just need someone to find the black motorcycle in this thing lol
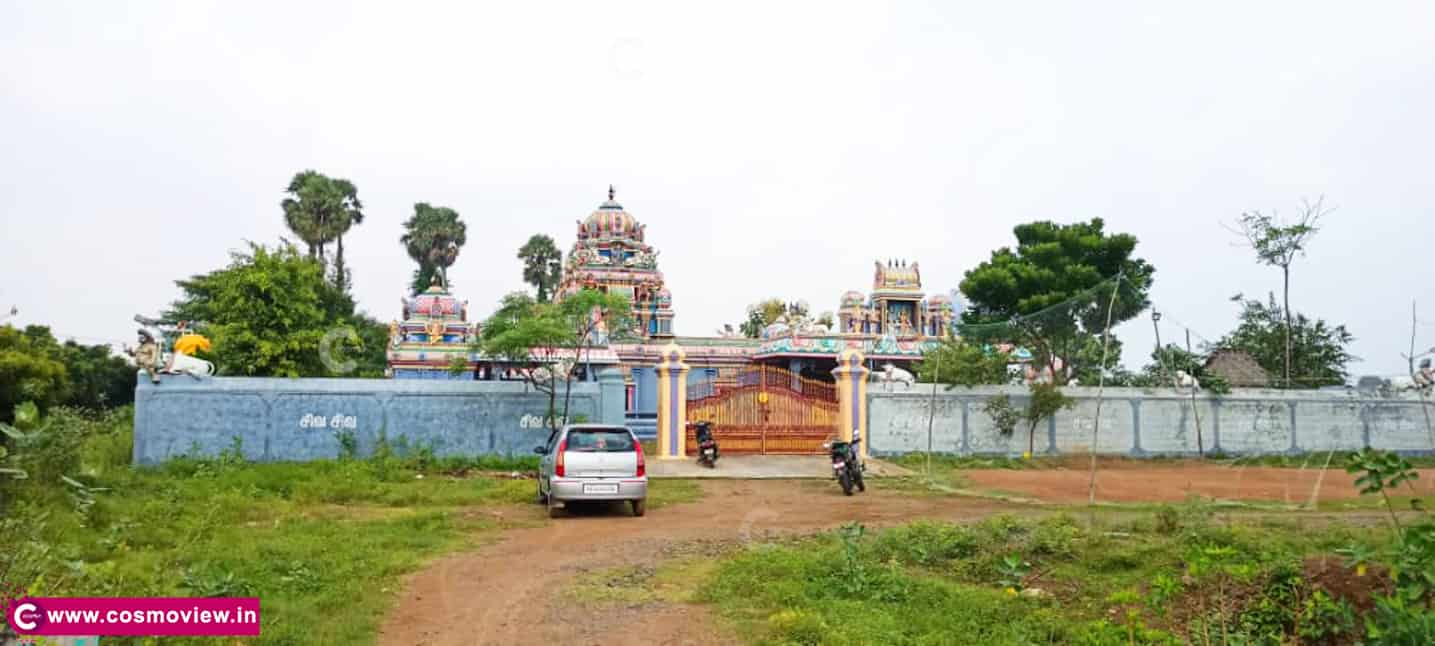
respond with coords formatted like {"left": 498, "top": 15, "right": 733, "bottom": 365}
{"left": 694, "top": 421, "right": 720, "bottom": 468}
{"left": 826, "top": 438, "right": 865, "bottom": 495}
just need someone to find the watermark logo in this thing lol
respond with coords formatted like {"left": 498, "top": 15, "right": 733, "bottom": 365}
{"left": 318, "top": 326, "right": 360, "bottom": 375}
{"left": 10, "top": 599, "right": 42, "bottom": 632}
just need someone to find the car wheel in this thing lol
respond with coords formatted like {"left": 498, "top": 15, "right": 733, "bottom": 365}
{"left": 631, "top": 499, "right": 647, "bottom": 517}
{"left": 536, "top": 478, "right": 549, "bottom": 505}
{"left": 547, "top": 491, "right": 563, "bottom": 519}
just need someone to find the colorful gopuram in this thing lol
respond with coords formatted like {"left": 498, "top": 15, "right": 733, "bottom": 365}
{"left": 384, "top": 187, "right": 964, "bottom": 433}
{"left": 558, "top": 186, "right": 674, "bottom": 339}
{"left": 386, "top": 277, "right": 481, "bottom": 379}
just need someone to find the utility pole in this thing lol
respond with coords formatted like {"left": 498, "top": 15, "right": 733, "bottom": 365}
{"left": 1187, "top": 328, "right": 1204, "bottom": 457}
{"left": 1151, "top": 311, "right": 1164, "bottom": 384}
{"left": 925, "top": 349, "right": 941, "bottom": 480}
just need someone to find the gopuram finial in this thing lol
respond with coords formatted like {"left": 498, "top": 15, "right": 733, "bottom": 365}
{"left": 608, "top": 184, "right": 615, "bottom": 201}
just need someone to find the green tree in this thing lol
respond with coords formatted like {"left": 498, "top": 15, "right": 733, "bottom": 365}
{"left": 517, "top": 234, "right": 564, "bottom": 302}
{"left": 959, "top": 219, "right": 1154, "bottom": 384}
{"left": 281, "top": 170, "right": 364, "bottom": 290}
{"left": 981, "top": 383, "right": 1074, "bottom": 456}
{"left": 57, "top": 338, "right": 135, "bottom": 410}
{"left": 917, "top": 338, "right": 1010, "bottom": 387}
{"left": 401, "top": 203, "right": 467, "bottom": 294}
{"left": 738, "top": 299, "right": 803, "bottom": 338}
{"left": 0, "top": 325, "right": 68, "bottom": 423}
{"left": 478, "top": 289, "right": 632, "bottom": 430}
{"left": 1229, "top": 197, "right": 1332, "bottom": 388}
{"left": 1213, "top": 293, "right": 1353, "bottom": 388}
{"left": 166, "top": 242, "right": 385, "bottom": 378}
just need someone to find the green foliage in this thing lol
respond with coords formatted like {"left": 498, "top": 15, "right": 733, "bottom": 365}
{"left": 1346, "top": 448, "right": 1421, "bottom": 537}
{"left": 996, "top": 553, "right": 1031, "bottom": 591}
{"left": 918, "top": 338, "right": 1010, "bottom": 386}
{"left": 479, "top": 288, "right": 632, "bottom": 429}
{"left": 1112, "top": 344, "right": 1233, "bottom": 394}
{"left": 401, "top": 202, "right": 467, "bottom": 294}
{"left": 984, "top": 384, "right": 1075, "bottom": 455}
{"left": 517, "top": 234, "right": 564, "bottom": 302}
{"left": 738, "top": 298, "right": 804, "bottom": 338}
{"left": 280, "top": 169, "right": 365, "bottom": 292}
{"left": 1215, "top": 293, "right": 1354, "bottom": 388}
{"left": 166, "top": 242, "right": 385, "bottom": 377}
{"left": 0, "top": 324, "right": 69, "bottom": 422}
{"left": 959, "top": 218, "right": 1154, "bottom": 384}
{"left": 983, "top": 394, "right": 1023, "bottom": 438}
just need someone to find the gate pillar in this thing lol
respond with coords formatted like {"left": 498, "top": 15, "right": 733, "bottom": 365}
{"left": 832, "top": 349, "right": 870, "bottom": 458}
{"left": 655, "top": 343, "right": 690, "bottom": 459}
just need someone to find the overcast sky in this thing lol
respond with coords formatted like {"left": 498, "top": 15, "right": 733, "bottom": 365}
{"left": 3, "top": 1, "right": 1434, "bottom": 377}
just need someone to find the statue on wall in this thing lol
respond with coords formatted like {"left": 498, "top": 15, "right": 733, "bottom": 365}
{"left": 126, "top": 328, "right": 163, "bottom": 384}
{"left": 389, "top": 321, "right": 402, "bottom": 348}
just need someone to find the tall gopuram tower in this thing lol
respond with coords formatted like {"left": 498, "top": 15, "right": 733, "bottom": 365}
{"left": 558, "top": 186, "right": 675, "bottom": 339}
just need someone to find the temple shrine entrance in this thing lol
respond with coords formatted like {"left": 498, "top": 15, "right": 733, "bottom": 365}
{"left": 684, "top": 365, "right": 839, "bottom": 455}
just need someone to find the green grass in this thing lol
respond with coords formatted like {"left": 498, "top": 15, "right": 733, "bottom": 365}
{"left": 0, "top": 409, "right": 702, "bottom": 645}
{"left": 696, "top": 510, "right": 1403, "bottom": 645}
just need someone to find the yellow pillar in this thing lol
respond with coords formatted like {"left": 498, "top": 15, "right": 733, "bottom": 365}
{"left": 655, "top": 343, "right": 689, "bottom": 459}
{"left": 832, "top": 348, "right": 870, "bottom": 458}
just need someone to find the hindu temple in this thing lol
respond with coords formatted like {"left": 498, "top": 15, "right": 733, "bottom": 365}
{"left": 385, "top": 187, "right": 961, "bottom": 435}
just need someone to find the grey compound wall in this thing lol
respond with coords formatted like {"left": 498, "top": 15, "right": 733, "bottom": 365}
{"left": 133, "top": 369, "right": 627, "bottom": 464}
{"left": 867, "top": 386, "right": 1435, "bottom": 456}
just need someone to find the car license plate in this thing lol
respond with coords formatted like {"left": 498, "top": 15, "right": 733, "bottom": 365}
{"left": 584, "top": 483, "right": 619, "bottom": 494}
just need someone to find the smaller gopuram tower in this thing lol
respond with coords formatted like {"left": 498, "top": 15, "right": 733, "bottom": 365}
{"left": 836, "top": 259, "right": 954, "bottom": 338}
{"left": 558, "top": 186, "right": 675, "bottom": 338}
{"left": 386, "top": 276, "right": 480, "bottom": 379}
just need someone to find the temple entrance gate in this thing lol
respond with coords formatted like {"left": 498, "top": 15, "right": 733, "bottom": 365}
{"left": 684, "top": 365, "right": 838, "bottom": 455}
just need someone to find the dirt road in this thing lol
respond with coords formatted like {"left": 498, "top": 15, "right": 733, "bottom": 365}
{"left": 377, "top": 463, "right": 1427, "bottom": 645}
{"left": 377, "top": 480, "right": 1007, "bottom": 646}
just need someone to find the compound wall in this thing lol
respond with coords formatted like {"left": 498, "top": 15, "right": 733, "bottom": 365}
{"left": 133, "top": 369, "right": 627, "bottom": 464}
{"left": 867, "top": 385, "right": 1434, "bottom": 456}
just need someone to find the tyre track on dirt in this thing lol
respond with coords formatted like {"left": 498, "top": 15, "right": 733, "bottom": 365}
{"left": 378, "top": 480, "right": 1007, "bottom": 645}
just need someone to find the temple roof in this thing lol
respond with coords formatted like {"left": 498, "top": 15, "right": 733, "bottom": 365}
{"left": 578, "top": 186, "right": 644, "bottom": 241}
{"left": 874, "top": 259, "right": 922, "bottom": 293}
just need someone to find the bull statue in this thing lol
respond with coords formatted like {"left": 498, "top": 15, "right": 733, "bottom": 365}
{"left": 871, "top": 362, "right": 915, "bottom": 391}
{"left": 1175, "top": 370, "right": 1201, "bottom": 391}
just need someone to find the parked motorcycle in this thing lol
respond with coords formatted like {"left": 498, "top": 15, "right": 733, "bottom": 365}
{"left": 694, "top": 421, "right": 720, "bottom": 468}
{"left": 825, "top": 438, "right": 865, "bottom": 495}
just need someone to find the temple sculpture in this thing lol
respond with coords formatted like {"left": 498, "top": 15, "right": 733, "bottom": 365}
{"left": 557, "top": 186, "right": 674, "bottom": 338}
{"left": 384, "top": 187, "right": 986, "bottom": 433}
{"left": 386, "top": 276, "right": 481, "bottom": 379}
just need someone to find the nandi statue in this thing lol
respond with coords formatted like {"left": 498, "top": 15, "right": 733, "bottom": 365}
{"left": 871, "top": 362, "right": 915, "bottom": 390}
{"left": 1175, "top": 370, "right": 1201, "bottom": 391}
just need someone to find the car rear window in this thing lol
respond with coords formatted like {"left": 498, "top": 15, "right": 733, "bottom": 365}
{"left": 564, "top": 429, "right": 635, "bottom": 452}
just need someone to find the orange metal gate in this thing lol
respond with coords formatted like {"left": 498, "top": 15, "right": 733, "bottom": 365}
{"left": 685, "top": 365, "right": 839, "bottom": 455}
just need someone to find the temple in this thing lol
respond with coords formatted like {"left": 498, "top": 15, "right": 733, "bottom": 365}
{"left": 385, "top": 188, "right": 960, "bottom": 434}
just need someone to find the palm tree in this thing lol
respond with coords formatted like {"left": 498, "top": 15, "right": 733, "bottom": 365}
{"left": 518, "top": 234, "right": 563, "bottom": 302}
{"left": 281, "top": 170, "right": 364, "bottom": 288}
{"left": 401, "top": 203, "right": 467, "bottom": 294}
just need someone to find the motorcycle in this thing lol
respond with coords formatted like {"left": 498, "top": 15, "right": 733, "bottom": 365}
{"left": 824, "top": 438, "right": 865, "bottom": 495}
{"left": 694, "top": 421, "right": 720, "bottom": 468}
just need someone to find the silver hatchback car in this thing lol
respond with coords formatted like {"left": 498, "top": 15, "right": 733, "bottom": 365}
{"left": 535, "top": 424, "right": 648, "bottom": 518}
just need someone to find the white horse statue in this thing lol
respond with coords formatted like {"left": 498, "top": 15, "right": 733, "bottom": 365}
{"left": 871, "top": 363, "right": 915, "bottom": 390}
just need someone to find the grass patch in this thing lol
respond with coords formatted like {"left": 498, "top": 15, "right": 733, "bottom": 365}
{"left": 0, "top": 408, "right": 695, "bottom": 645}
{"left": 698, "top": 509, "right": 1405, "bottom": 645}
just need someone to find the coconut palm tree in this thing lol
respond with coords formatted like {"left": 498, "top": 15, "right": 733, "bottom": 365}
{"left": 400, "top": 203, "right": 467, "bottom": 294}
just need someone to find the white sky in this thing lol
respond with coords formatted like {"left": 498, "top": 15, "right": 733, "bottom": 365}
{"left": 3, "top": 1, "right": 1434, "bottom": 376}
